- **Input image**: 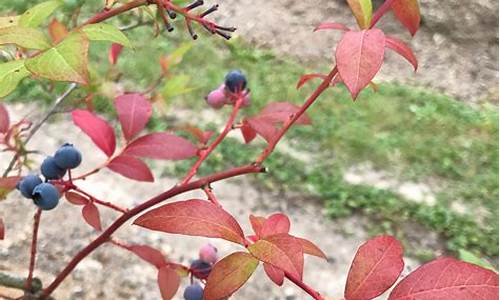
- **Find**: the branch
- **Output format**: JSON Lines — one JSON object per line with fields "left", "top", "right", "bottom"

{"left": 41, "top": 163, "right": 265, "bottom": 297}
{"left": 25, "top": 209, "right": 42, "bottom": 292}
{"left": 2, "top": 83, "right": 78, "bottom": 177}
{"left": 73, "top": 187, "right": 129, "bottom": 213}
{"left": 284, "top": 272, "right": 324, "bottom": 300}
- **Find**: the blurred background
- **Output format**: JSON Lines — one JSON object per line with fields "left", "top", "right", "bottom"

{"left": 0, "top": 0, "right": 498, "bottom": 299}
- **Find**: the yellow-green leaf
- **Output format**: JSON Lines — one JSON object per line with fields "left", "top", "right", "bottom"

{"left": 0, "top": 26, "right": 51, "bottom": 50}
{"left": 18, "top": 0, "right": 63, "bottom": 28}
{"left": 82, "top": 23, "right": 131, "bottom": 47}
{"left": 347, "top": 0, "right": 373, "bottom": 29}
{"left": 25, "top": 32, "right": 89, "bottom": 84}
{"left": 162, "top": 75, "right": 195, "bottom": 100}
{"left": 0, "top": 16, "right": 19, "bottom": 29}
{"left": 0, "top": 60, "right": 30, "bottom": 98}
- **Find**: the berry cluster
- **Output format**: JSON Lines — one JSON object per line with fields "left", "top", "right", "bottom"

{"left": 184, "top": 243, "right": 218, "bottom": 300}
{"left": 16, "top": 144, "right": 82, "bottom": 210}
{"left": 205, "top": 70, "right": 250, "bottom": 109}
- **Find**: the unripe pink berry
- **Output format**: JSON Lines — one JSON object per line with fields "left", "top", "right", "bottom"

{"left": 199, "top": 243, "right": 218, "bottom": 264}
{"left": 205, "top": 89, "right": 226, "bottom": 109}
{"left": 242, "top": 93, "right": 251, "bottom": 107}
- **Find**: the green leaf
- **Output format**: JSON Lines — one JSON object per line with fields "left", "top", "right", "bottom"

{"left": 458, "top": 249, "right": 497, "bottom": 272}
{"left": 0, "top": 16, "right": 19, "bottom": 29}
{"left": 0, "top": 60, "right": 31, "bottom": 98}
{"left": 162, "top": 75, "right": 195, "bottom": 100}
{"left": 18, "top": 0, "right": 63, "bottom": 28}
{"left": 347, "top": 0, "right": 373, "bottom": 29}
{"left": 25, "top": 32, "right": 89, "bottom": 84}
{"left": 0, "top": 26, "right": 51, "bottom": 50}
{"left": 81, "top": 23, "right": 132, "bottom": 47}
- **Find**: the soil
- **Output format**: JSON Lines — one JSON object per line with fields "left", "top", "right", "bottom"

{"left": 215, "top": 0, "right": 499, "bottom": 103}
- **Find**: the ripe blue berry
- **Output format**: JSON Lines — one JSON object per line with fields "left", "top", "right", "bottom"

{"left": 183, "top": 283, "right": 204, "bottom": 300}
{"left": 32, "top": 183, "right": 60, "bottom": 210}
{"left": 224, "top": 70, "right": 247, "bottom": 93}
{"left": 54, "top": 143, "right": 82, "bottom": 169}
{"left": 17, "top": 175, "right": 42, "bottom": 199}
{"left": 190, "top": 259, "right": 212, "bottom": 279}
{"left": 41, "top": 156, "right": 66, "bottom": 180}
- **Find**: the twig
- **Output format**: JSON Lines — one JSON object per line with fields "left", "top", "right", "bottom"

{"left": 73, "top": 187, "right": 129, "bottom": 213}
{"left": 2, "top": 84, "right": 78, "bottom": 177}
{"left": 25, "top": 209, "right": 42, "bottom": 293}
{"left": 284, "top": 272, "right": 324, "bottom": 300}
{"left": 180, "top": 94, "right": 245, "bottom": 185}
{"left": 203, "top": 185, "right": 220, "bottom": 207}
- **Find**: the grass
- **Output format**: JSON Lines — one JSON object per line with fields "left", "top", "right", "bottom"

{"left": 1, "top": 0, "right": 498, "bottom": 261}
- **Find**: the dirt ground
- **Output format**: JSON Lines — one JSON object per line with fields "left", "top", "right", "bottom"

{"left": 215, "top": 0, "right": 499, "bottom": 103}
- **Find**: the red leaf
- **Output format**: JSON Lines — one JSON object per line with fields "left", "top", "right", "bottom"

{"left": 204, "top": 252, "right": 259, "bottom": 300}
{"left": 246, "top": 117, "right": 279, "bottom": 143}
{"left": 65, "top": 191, "right": 89, "bottom": 205}
{"left": 264, "top": 263, "right": 285, "bottom": 286}
{"left": 48, "top": 18, "right": 68, "bottom": 44}
{"left": 249, "top": 214, "right": 266, "bottom": 237}
{"left": 157, "top": 266, "right": 180, "bottom": 300}
{"left": 298, "top": 237, "right": 328, "bottom": 260}
{"left": 240, "top": 120, "right": 257, "bottom": 144}
{"left": 82, "top": 202, "right": 102, "bottom": 231}
{"left": 124, "top": 132, "right": 197, "bottom": 161}
{"left": 297, "top": 73, "right": 328, "bottom": 90}
{"left": 127, "top": 244, "right": 167, "bottom": 269}
{"left": 107, "top": 155, "right": 154, "bottom": 182}
{"left": 0, "top": 176, "right": 21, "bottom": 199}
{"left": 134, "top": 199, "right": 246, "bottom": 245}
{"left": 336, "top": 29, "right": 386, "bottom": 99}
{"left": 260, "top": 213, "right": 290, "bottom": 237}
{"left": 0, "top": 104, "right": 9, "bottom": 134}
{"left": 385, "top": 35, "right": 418, "bottom": 71}
{"left": 108, "top": 43, "right": 123, "bottom": 65}
{"left": 389, "top": 257, "right": 499, "bottom": 300}
{"left": 72, "top": 109, "right": 116, "bottom": 157}
{"left": 391, "top": 0, "right": 420, "bottom": 36}
{"left": 115, "top": 93, "right": 152, "bottom": 141}
{"left": 314, "top": 22, "right": 350, "bottom": 32}
{"left": 259, "top": 102, "right": 311, "bottom": 125}
{"left": 344, "top": 235, "right": 404, "bottom": 300}
{"left": 0, "top": 218, "right": 4, "bottom": 240}
{"left": 248, "top": 233, "right": 304, "bottom": 280}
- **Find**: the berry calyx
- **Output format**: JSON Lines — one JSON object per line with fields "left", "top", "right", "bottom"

{"left": 224, "top": 70, "right": 247, "bottom": 93}
{"left": 190, "top": 259, "right": 212, "bottom": 279}
{"left": 183, "top": 282, "right": 204, "bottom": 300}
{"left": 17, "top": 175, "right": 42, "bottom": 199}
{"left": 54, "top": 143, "right": 82, "bottom": 169}
{"left": 41, "top": 156, "right": 66, "bottom": 180}
{"left": 32, "top": 183, "right": 60, "bottom": 210}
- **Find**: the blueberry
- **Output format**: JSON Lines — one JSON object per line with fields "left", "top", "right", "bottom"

{"left": 190, "top": 259, "right": 212, "bottom": 279}
{"left": 224, "top": 70, "right": 247, "bottom": 93}
{"left": 32, "top": 183, "right": 60, "bottom": 210}
{"left": 183, "top": 283, "right": 204, "bottom": 300}
{"left": 54, "top": 143, "right": 82, "bottom": 169}
{"left": 41, "top": 156, "right": 66, "bottom": 180}
{"left": 17, "top": 175, "right": 42, "bottom": 199}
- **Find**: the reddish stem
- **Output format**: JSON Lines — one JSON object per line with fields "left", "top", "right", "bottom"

{"left": 73, "top": 187, "right": 129, "bottom": 213}
{"left": 285, "top": 272, "right": 324, "bottom": 300}
{"left": 255, "top": 67, "right": 338, "bottom": 164}
{"left": 25, "top": 209, "right": 42, "bottom": 293}
{"left": 79, "top": 0, "right": 149, "bottom": 27}
{"left": 203, "top": 185, "right": 220, "bottom": 207}
{"left": 41, "top": 163, "right": 264, "bottom": 298}
{"left": 180, "top": 94, "right": 245, "bottom": 185}
{"left": 370, "top": 0, "right": 396, "bottom": 28}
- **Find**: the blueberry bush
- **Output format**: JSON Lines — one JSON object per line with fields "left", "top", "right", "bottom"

{"left": 0, "top": 0, "right": 498, "bottom": 299}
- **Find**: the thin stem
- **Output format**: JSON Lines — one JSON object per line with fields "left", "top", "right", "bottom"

{"left": 180, "top": 94, "right": 244, "bottom": 185}
{"left": 79, "top": 0, "right": 149, "bottom": 27}
{"left": 203, "top": 185, "right": 220, "bottom": 207}
{"left": 25, "top": 209, "right": 42, "bottom": 293}
{"left": 370, "top": 0, "right": 396, "bottom": 29}
{"left": 2, "top": 84, "right": 78, "bottom": 177}
{"left": 255, "top": 67, "right": 338, "bottom": 164}
{"left": 73, "top": 187, "right": 128, "bottom": 213}
{"left": 41, "top": 163, "right": 265, "bottom": 298}
{"left": 284, "top": 272, "right": 324, "bottom": 300}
